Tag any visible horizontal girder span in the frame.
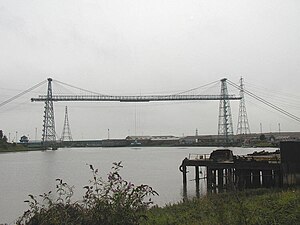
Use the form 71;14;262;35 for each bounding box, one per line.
31;94;241;102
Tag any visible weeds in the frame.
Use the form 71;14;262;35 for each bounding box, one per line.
17;162;158;225
142;188;300;225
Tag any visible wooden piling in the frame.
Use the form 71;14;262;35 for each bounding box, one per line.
195;166;200;197
228;168;234;190
218;169;224;189
207;167;212;190
262;170;272;188
252;170;261;188
212;169;217;191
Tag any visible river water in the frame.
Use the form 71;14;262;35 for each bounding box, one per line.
0;146;275;223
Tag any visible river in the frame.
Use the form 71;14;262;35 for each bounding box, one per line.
0;146;275;223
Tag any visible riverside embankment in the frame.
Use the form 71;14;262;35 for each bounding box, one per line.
142;188;300;225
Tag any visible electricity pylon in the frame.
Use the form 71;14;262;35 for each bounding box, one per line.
236;77;251;135
61;106;73;141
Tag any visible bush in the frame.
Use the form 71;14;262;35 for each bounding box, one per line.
17;162;158;225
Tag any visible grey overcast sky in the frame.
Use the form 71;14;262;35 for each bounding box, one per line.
0;0;300;140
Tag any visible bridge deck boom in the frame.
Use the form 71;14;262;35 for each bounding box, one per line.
31;94;241;102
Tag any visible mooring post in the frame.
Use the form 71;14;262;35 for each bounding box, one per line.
180;158;188;188
182;165;188;200
183;165;187;188
180;159;188;199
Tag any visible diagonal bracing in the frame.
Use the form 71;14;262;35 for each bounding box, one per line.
61;106;73;141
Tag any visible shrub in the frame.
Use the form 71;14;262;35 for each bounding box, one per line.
17;162;158;225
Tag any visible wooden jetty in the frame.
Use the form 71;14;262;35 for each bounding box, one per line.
179;149;282;194
180;141;300;197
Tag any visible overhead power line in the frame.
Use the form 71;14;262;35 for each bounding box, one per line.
227;80;300;123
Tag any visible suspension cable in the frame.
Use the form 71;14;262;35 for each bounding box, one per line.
54;79;221;96
227;79;300;123
53;79;106;96
173;80;220;95
0;80;47;108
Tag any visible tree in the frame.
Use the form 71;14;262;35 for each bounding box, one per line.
0;130;3;140
259;134;266;141
2;135;8;143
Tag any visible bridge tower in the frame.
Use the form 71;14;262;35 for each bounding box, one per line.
61;106;73;141
236;77;251;135
218;78;234;145
42;78;56;148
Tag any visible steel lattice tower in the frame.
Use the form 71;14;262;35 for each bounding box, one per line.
218;78;234;144
236;77;251;135
61;106;73;141
42;78;56;147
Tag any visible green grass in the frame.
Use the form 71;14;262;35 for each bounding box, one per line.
0;143;37;152
142;188;300;225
